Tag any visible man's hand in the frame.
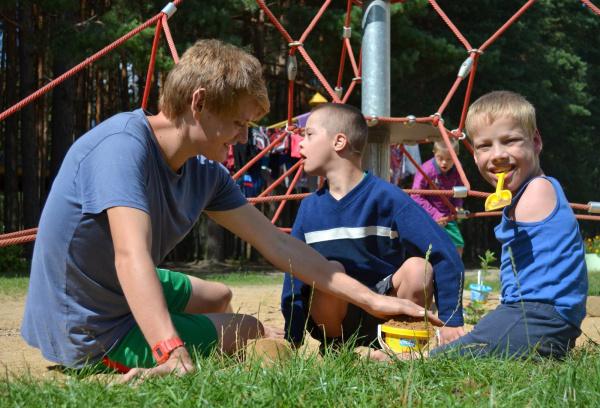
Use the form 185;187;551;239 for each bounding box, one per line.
120;346;194;383
365;293;442;326
437;326;465;345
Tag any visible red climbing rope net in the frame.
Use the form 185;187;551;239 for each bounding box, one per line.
0;0;599;247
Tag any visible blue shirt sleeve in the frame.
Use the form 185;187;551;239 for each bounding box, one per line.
77;134;150;215
281;200;310;345
394;202;465;326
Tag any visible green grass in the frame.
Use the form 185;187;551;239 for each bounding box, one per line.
202;272;283;286
2;345;600;406
588;271;600;296
0;275;30;297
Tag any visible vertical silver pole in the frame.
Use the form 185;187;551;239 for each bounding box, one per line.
361;0;390;180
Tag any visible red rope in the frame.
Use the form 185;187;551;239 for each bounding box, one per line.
428;0;472;51
271;163;304;225
299;0;332;45
438;124;471;190
0;228;38;239
142;18;163;110
581;0;600;15
232;132;287;181
0;234;37;248
0;0;183;124
255;159;304;199
297;46;341;103
255;0;294;43
161;15;180;64
248;193;310;204
479;0;537;53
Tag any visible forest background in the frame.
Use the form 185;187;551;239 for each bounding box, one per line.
0;0;598;268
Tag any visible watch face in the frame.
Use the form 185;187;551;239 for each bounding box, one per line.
155;349;164;358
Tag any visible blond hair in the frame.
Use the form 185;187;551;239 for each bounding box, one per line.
465;91;537;140
310;103;368;155
433;139;459;154
159;39;270;120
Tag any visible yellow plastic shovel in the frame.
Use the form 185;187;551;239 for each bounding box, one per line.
484;172;512;211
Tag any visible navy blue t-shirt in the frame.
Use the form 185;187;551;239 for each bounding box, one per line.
21;110;246;367
281;173;465;344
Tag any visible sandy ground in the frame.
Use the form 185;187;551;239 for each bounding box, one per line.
1;284;599;379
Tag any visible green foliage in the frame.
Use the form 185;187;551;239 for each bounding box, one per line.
463;301;487;325
479;250;497;272
0;246;29;275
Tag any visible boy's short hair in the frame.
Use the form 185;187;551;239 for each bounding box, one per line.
465;91;537;139
433;139;459;154
159;39;270;120
310;103;368;155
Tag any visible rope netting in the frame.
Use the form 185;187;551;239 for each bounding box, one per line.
0;0;599;248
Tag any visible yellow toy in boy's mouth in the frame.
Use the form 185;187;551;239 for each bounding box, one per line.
485;172;512;211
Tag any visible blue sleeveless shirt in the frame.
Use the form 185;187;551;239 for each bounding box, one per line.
495;176;588;328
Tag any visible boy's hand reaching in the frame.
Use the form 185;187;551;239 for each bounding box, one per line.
120;346;194;383
437;326;465;345
365;294;442;326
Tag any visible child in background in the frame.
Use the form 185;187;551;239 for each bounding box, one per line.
281;103;463;351
431;90;588;358
411;139;465;256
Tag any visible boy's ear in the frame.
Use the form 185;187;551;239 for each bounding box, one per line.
332;132;349;153
191;88;207;118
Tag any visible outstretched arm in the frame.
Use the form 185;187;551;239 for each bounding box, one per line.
206;204;442;324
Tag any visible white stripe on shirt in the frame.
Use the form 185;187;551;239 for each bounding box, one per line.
304;226;398;244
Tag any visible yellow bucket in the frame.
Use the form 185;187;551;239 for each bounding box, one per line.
377;324;431;353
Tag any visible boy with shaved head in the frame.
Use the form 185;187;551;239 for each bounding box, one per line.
281;103;464;352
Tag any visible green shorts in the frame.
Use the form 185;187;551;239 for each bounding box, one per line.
444;221;464;248
105;268;218;370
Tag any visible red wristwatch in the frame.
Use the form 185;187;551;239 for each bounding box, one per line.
151;337;185;365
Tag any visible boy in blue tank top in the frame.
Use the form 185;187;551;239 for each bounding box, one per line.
431;91;588;359
281;103;464;355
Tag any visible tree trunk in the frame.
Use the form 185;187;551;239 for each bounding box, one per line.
2;10;20;232
19;2;40;229
49;11;76;181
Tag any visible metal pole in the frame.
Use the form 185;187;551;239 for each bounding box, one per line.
361;0;390;180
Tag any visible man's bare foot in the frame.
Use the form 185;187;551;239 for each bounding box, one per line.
263;325;285;339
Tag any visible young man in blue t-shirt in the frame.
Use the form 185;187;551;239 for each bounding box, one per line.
431;91;588;358
281;103;465;353
22;40;437;381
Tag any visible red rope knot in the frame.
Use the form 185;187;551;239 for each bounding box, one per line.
588;201;600;214
342;26;352;38
451;128;467;140
288;41;303;49
430;112;444;127
351;76;361;83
